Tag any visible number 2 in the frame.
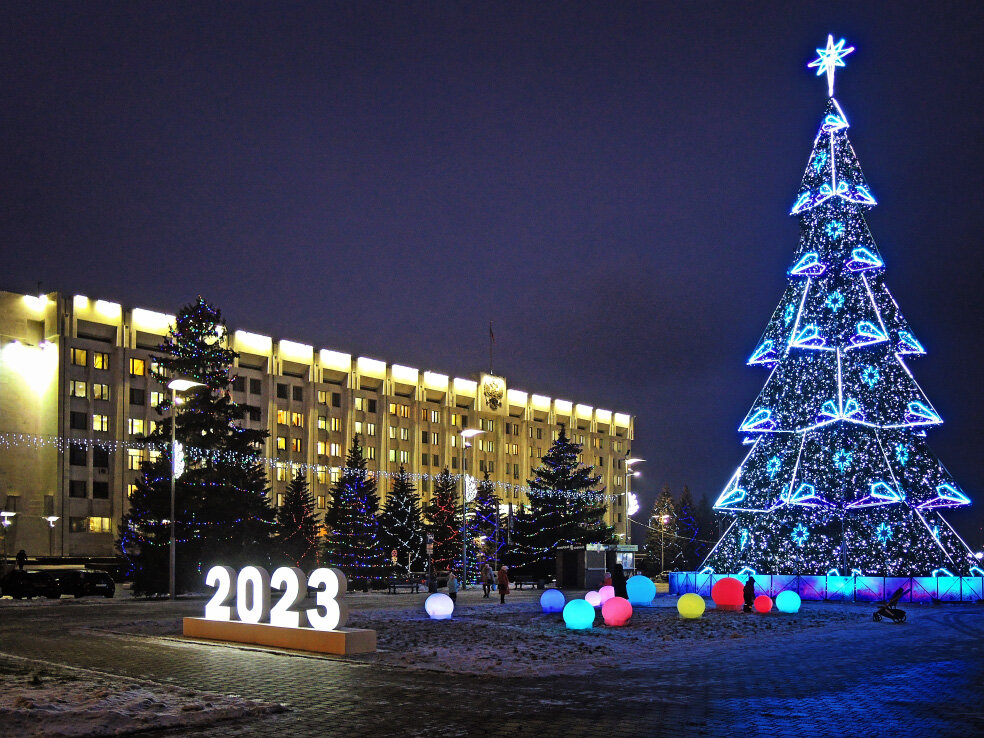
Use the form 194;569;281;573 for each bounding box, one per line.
270;567;306;628
204;565;236;621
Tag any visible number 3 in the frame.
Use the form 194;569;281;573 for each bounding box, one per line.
306;568;348;631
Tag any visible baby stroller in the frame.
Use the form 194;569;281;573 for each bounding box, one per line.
873;586;907;623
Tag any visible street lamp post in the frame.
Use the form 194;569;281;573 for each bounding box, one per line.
168;377;205;601
624;458;644;544
459;428;484;589
44;516;59;557
660;513;672;573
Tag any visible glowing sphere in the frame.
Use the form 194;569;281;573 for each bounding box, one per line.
563;599;596;630
775;590;802;614
424;593;454;620
584;590;602;607
601;596;633;626
677;593;706;619
540;588;566;613
754;595;773;613
625;575;656;606
711;577;744;611
599;585;616;603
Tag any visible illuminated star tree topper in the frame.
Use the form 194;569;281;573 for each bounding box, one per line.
808;34;855;97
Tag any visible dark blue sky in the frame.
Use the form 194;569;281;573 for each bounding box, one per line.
2;2;982;545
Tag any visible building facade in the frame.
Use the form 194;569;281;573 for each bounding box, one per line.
0;290;636;560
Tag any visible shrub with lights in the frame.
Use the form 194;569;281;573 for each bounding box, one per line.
702;36;976;579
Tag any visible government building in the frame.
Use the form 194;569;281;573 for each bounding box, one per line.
0;289;636;561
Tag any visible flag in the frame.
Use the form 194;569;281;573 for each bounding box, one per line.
489;321;494;342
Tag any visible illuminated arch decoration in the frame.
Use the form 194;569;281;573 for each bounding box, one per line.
702;37;973;580
790;253;826;277
846;247;883;272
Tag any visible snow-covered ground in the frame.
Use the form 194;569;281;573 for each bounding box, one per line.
0;655;284;736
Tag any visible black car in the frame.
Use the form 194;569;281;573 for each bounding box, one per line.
49;569;116;598
0;570;61;599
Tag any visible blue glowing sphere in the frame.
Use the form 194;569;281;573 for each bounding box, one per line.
562;598;595;630
540;588;566;613
775;590;801;614
424;593;455;620
625;575;656;606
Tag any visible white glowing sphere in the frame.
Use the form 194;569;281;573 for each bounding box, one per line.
585;590;602;607
599;585;615;603
424;593;455;620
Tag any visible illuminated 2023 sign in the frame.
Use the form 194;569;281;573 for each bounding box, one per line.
204;566;348;631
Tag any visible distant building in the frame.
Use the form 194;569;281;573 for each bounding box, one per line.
0;289;635;560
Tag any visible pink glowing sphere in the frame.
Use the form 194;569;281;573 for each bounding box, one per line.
584;590;602;607
711;577;744;611
598;585;616;603
754;595;773;614
601;596;633;626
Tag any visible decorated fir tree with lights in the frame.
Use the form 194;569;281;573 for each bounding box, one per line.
274;470;320;571
643;485;681;574
423;468;461;572
118;297;275;595
518;426;613;577
378;466;424;574
468;471;506;572
703;37;975;577
322;435;385;584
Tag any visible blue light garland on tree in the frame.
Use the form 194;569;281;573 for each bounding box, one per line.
703;37;976;578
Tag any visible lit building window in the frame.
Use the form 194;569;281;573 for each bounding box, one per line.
316;468;326;484
71;348;87;366
365;422;376;436
128;418;145;435
331;417;341;432
330;443;341;457
127;484;138;499
318;415;327;430
150;391;164;407
291;412;303;427
93;352;110;370
277;493;285;507
330;468;340;483
400;450;408;464
277;409;288;425
93;383;110;401
365;446;376;460
318;390;328;404
277;437;287;451
276;464;288;481
291;438;302;452
127;449;143;470
389;450;397;462
69;380;86;398
317;441;327;455
92;414;109;432
89;516;113;533
129;357;145;376
317;495;326;509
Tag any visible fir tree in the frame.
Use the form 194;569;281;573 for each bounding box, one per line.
322;435;384;585
118;297;274;595
677;485;701;569
643;485;680;575
378;466;423;574
694;494;718;565
423;468;461;572
523;426;613;578
469;471;505;574
704;42;975;576
274;470;320;571
504;502;534;572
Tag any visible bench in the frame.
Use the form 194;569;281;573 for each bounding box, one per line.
511;578;543;590
387;579;421;594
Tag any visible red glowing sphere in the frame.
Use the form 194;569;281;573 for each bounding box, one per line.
601;596;633;626
754;595;773;614
711;577;744;611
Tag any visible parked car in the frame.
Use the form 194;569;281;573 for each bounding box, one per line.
49;569;116;598
0;570;61;599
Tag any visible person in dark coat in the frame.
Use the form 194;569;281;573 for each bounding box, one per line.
743;576;756;613
612;563;628;599
15;550;27;570
497;565;510;604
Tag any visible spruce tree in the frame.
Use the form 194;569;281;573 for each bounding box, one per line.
378;466;423;575
676;485;700;569
322;435;384;586
423;468;461;572
524;426;613;578
118;297;274;595
504;502;535;573
643;485;680;575
469;471;505;574
274;470;320;571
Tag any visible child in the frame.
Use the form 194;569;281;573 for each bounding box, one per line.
447;570;459;603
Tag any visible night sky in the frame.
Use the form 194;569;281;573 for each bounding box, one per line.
2;3;983;545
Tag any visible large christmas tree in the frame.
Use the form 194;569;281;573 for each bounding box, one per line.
118;297;275;595
704;37;975;577
423;468;461;572
378;465;424;574
274;470;320;571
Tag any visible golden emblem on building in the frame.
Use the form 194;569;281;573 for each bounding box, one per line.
483;378;504;410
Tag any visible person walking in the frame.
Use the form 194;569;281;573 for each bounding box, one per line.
447;570;458;603
497;565;510;604
15;550;27;570
612;563;628;600
743;576;756;613
480;562;492;598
